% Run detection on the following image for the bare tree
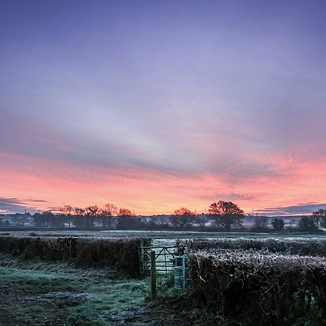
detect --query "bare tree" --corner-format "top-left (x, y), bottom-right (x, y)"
top-left (209, 201), bottom-right (244, 231)
top-left (312, 208), bottom-right (326, 229)
top-left (85, 205), bottom-right (101, 229)
top-left (58, 205), bottom-right (74, 227)
top-left (196, 214), bottom-right (209, 229)
top-left (169, 207), bottom-right (195, 229)
top-left (100, 203), bottom-right (118, 228)
top-left (252, 215), bottom-right (269, 231)
top-left (116, 208), bottom-right (142, 229)
top-left (74, 207), bottom-right (85, 216)
top-left (118, 208), bottom-right (133, 216)
top-left (271, 218), bottom-right (285, 231)
top-left (298, 216), bottom-right (318, 232)
top-left (74, 207), bottom-right (86, 229)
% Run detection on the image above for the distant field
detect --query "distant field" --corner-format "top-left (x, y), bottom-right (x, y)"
top-left (1, 229), bottom-right (324, 252)
top-left (1, 229), bottom-right (323, 237)
top-left (0, 229), bottom-right (324, 240)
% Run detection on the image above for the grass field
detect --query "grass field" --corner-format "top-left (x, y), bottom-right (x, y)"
top-left (0, 252), bottom-right (153, 325)
top-left (0, 252), bottom-right (226, 325)
top-left (2, 228), bottom-right (323, 241)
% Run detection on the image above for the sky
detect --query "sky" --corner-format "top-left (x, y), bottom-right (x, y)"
top-left (1, 0), bottom-right (326, 216)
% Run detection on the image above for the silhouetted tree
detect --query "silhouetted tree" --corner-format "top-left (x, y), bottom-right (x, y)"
top-left (50, 212), bottom-right (66, 228)
top-left (118, 208), bottom-right (133, 216)
top-left (271, 218), bottom-right (285, 231)
top-left (297, 216), bottom-right (318, 232)
top-left (252, 215), bottom-right (269, 231)
top-left (74, 207), bottom-right (87, 229)
top-left (33, 210), bottom-right (63, 227)
top-left (85, 205), bottom-right (101, 229)
top-left (209, 201), bottom-right (244, 231)
top-left (33, 213), bottom-right (43, 227)
top-left (312, 208), bottom-right (326, 229)
top-left (169, 207), bottom-right (195, 229)
top-left (196, 214), bottom-right (209, 229)
top-left (58, 205), bottom-right (74, 227)
top-left (11, 213), bottom-right (28, 226)
top-left (33, 211), bottom-right (51, 227)
top-left (100, 203), bottom-right (117, 228)
top-left (116, 208), bottom-right (141, 229)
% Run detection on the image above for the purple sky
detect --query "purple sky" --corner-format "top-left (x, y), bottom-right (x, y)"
top-left (1, 0), bottom-right (326, 215)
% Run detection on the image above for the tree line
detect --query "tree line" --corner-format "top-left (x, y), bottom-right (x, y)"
top-left (29, 201), bottom-right (245, 231)
top-left (169, 201), bottom-right (244, 231)
top-left (33, 203), bottom-right (135, 229)
top-left (1, 202), bottom-right (326, 233)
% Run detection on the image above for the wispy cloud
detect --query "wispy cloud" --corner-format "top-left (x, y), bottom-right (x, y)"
top-left (259, 203), bottom-right (326, 216)
top-left (0, 197), bottom-right (48, 214)
top-left (0, 109), bottom-right (76, 160)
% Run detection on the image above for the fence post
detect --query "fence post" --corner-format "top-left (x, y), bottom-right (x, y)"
top-left (150, 250), bottom-right (157, 300)
top-left (182, 255), bottom-right (186, 291)
top-left (139, 239), bottom-right (144, 275)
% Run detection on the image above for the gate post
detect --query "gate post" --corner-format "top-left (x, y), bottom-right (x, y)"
top-left (150, 250), bottom-right (157, 300)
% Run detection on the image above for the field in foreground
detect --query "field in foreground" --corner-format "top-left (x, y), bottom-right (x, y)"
top-left (0, 252), bottom-right (225, 326)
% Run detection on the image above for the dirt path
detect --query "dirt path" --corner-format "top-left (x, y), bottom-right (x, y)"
top-left (106, 295), bottom-right (227, 326)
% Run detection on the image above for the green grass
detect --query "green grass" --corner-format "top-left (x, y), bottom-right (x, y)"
top-left (0, 253), bottom-right (149, 325)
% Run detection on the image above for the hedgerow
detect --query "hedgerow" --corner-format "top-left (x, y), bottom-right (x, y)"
top-left (186, 237), bottom-right (326, 325)
top-left (0, 235), bottom-right (151, 277)
top-left (189, 250), bottom-right (326, 325)
top-left (184, 237), bottom-right (326, 257)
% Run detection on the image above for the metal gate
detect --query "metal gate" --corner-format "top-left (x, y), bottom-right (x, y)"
top-left (138, 245), bottom-right (178, 275)
top-left (138, 244), bottom-right (189, 292)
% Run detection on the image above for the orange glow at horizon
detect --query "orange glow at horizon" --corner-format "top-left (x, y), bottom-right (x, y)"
top-left (1, 149), bottom-right (325, 216)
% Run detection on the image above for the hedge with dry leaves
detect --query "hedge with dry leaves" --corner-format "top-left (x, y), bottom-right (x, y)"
top-left (0, 235), bottom-right (151, 277)
top-left (189, 250), bottom-right (326, 325)
top-left (184, 237), bottom-right (326, 257)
